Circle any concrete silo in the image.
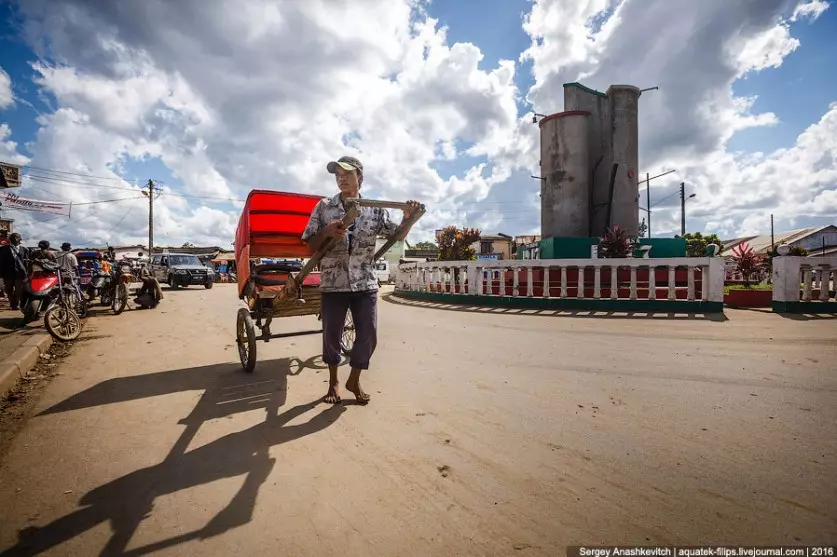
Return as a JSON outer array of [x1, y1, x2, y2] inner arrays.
[[606, 85, 641, 237], [538, 82, 641, 240], [539, 111, 590, 238]]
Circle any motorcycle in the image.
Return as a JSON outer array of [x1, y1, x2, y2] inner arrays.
[[21, 259, 61, 324], [86, 271, 109, 301], [99, 267, 130, 315], [20, 260, 83, 341]]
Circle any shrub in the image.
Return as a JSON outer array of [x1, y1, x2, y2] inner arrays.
[[731, 242, 763, 287], [598, 226, 635, 258]]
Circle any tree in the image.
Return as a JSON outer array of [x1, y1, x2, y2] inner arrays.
[[413, 241, 438, 251], [761, 244, 808, 282], [182, 242, 196, 248], [638, 219, 648, 239], [682, 232, 721, 257], [437, 226, 481, 261]]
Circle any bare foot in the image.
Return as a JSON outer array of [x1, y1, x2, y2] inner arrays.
[[324, 381, 341, 404], [345, 377, 370, 405]]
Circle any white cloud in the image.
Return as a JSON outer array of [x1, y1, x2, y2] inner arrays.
[[0, 124, 29, 165], [732, 22, 800, 76], [0, 66, 13, 109], [791, 0, 830, 21], [15, 0, 525, 246], [7, 0, 837, 248]]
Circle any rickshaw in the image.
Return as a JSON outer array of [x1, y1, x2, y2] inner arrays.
[[234, 189, 425, 373], [75, 250, 103, 295]]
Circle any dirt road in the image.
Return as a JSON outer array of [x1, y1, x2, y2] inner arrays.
[[0, 284, 835, 555]]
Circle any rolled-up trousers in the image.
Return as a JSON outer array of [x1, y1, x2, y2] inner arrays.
[[321, 290, 377, 370]]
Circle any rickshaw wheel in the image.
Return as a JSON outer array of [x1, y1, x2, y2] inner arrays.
[[237, 307, 257, 373], [340, 311, 355, 356]]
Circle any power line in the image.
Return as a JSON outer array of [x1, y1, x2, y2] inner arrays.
[[23, 164, 131, 182], [25, 174, 138, 191]]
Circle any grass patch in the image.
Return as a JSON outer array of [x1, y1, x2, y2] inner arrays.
[[724, 283, 772, 294]]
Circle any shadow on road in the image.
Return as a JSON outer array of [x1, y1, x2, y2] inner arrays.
[[4, 356, 346, 556], [775, 312, 837, 321], [382, 293, 729, 322]]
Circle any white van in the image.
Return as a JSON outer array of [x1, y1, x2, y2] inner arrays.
[[374, 260, 390, 284]]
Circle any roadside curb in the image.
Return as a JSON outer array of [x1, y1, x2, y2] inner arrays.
[[0, 333, 54, 399]]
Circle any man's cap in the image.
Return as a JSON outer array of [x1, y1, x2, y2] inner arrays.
[[326, 156, 363, 175], [61, 242, 71, 251]]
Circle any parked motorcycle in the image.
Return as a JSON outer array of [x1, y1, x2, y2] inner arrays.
[[99, 267, 130, 315], [20, 259, 82, 341], [86, 271, 109, 302], [21, 259, 61, 324]]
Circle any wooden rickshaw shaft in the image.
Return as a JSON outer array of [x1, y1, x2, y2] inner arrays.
[[276, 198, 426, 303]]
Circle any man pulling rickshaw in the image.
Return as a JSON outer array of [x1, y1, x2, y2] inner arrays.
[[233, 156, 425, 405], [301, 156, 421, 404]]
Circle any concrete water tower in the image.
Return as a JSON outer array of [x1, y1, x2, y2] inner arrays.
[[539, 82, 641, 239]]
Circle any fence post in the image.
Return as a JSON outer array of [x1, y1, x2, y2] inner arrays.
[[705, 258, 726, 303], [772, 254, 802, 303]]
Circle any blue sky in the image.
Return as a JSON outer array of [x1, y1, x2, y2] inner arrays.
[[1, 0, 835, 246], [727, 5, 837, 154]]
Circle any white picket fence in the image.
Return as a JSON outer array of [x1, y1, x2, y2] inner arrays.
[[396, 258, 726, 303]]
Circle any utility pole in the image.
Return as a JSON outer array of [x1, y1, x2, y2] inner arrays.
[[142, 179, 155, 255], [646, 173, 651, 238], [770, 213, 775, 250], [680, 182, 686, 236], [638, 168, 675, 238]]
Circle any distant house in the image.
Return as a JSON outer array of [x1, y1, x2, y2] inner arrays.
[[721, 225, 837, 257], [403, 248, 437, 262], [375, 237, 407, 269], [77, 244, 148, 260], [152, 245, 223, 264], [472, 233, 514, 260], [721, 225, 837, 281]]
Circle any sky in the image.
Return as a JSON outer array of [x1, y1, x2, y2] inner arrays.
[[0, 0, 835, 249]]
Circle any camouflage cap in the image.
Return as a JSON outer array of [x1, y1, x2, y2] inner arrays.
[[326, 156, 363, 175]]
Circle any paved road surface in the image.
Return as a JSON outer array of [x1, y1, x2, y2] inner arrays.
[[0, 284, 835, 555]]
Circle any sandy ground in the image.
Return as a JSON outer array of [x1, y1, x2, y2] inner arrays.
[[0, 284, 835, 556]]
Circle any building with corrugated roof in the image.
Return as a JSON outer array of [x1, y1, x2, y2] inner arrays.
[[721, 225, 837, 256]]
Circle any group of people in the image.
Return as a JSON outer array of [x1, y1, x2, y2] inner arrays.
[[0, 230, 123, 311]]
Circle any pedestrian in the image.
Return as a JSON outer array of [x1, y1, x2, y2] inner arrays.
[[301, 155, 420, 404], [0, 233, 29, 310], [29, 240, 56, 265], [56, 242, 79, 279]]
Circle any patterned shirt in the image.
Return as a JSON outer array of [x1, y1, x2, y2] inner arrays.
[[301, 193, 399, 292]]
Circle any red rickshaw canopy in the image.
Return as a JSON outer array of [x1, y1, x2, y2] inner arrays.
[[234, 189, 325, 297], [235, 189, 325, 259]]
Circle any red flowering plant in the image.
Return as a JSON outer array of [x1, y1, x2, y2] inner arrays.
[[597, 225, 636, 258], [730, 242, 763, 287]]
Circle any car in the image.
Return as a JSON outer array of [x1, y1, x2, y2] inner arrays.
[[374, 260, 390, 285], [147, 253, 215, 289]]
